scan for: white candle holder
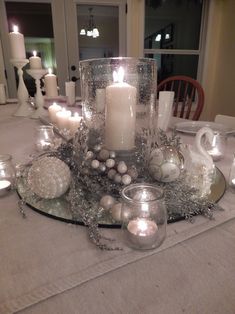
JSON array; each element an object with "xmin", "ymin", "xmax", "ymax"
[
  {"xmin": 10, "ymin": 58, "xmax": 33, "ymax": 117},
  {"xmin": 121, "ymin": 183, "xmax": 167, "ymax": 250},
  {"xmin": 27, "ymin": 69, "xmax": 48, "ymax": 119}
]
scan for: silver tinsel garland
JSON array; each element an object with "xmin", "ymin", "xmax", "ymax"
[{"xmin": 17, "ymin": 124, "xmax": 222, "ymax": 250}]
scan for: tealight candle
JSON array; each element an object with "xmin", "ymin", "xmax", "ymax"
[
  {"xmin": 29, "ymin": 50, "xmax": 42, "ymax": 69},
  {"xmin": 105, "ymin": 67, "xmax": 137, "ymax": 151},
  {"xmin": 68, "ymin": 112, "xmax": 81, "ymax": 135},
  {"xmin": 56, "ymin": 108, "xmax": 71, "ymax": 129},
  {"xmin": 48, "ymin": 102, "xmax": 62, "ymax": 123},
  {"xmin": 44, "ymin": 68, "xmax": 58, "ymax": 97},
  {"xmin": 121, "ymin": 183, "xmax": 167, "ymax": 250},
  {"xmin": 35, "ymin": 125, "xmax": 55, "ymax": 152},
  {"xmin": 127, "ymin": 218, "xmax": 158, "ymax": 248},
  {"xmin": 0, "ymin": 180, "xmax": 11, "ymax": 197},
  {"xmin": 9, "ymin": 25, "xmax": 26, "ymax": 59}
]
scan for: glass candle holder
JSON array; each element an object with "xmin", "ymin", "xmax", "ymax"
[
  {"xmin": 228, "ymin": 153, "xmax": 235, "ymax": 192},
  {"xmin": 79, "ymin": 58, "xmax": 157, "ymax": 156},
  {"xmin": 35, "ymin": 125, "xmax": 55, "ymax": 152},
  {"xmin": 121, "ymin": 183, "xmax": 167, "ymax": 250},
  {"xmin": 0, "ymin": 154, "xmax": 16, "ymax": 196},
  {"xmin": 204, "ymin": 131, "xmax": 227, "ymax": 161}
]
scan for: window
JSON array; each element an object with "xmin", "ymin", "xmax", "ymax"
[{"xmin": 144, "ymin": 0, "xmax": 207, "ymax": 83}]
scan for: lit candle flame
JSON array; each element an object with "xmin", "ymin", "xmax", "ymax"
[
  {"xmin": 137, "ymin": 220, "xmax": 148, "ymax": 233},
  {"xmin": 13, "ymin": 25, "xmax": 19, "ymax": 33},
  {"xmin": 33, "ymin": 50, "xmax": 37, "ymax": 57},
  {"xmin": 113, "ymin": 66, "xmax": 124, "ymax": 83},
  {"xmin": 48, "ymin": 68, "xmax": 53, "ymax": 75}
]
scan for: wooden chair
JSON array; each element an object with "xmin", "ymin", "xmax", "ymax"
[
  {"xmin": 214, "ymin": 114, "xmax": 235, "ymax": 128},
  {"xmin": 157, "ymin": 75, "xmax": 204, "ymax": 120}
]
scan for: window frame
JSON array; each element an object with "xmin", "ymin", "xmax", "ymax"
[{"xmin": 142, "ymin": 0, "xmax": 209, "ymax": 83}]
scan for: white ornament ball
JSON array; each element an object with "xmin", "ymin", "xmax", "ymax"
[
  {"xmin": 117, "ymin": 161, "xmax": 127, "ymax": 174},
  {"xmin": 108, "ymin": 169, "xmax": 116, "ymax": 179},
  {"xmin": 100, "ymin": 195, "xmax": 115, "ymax": 210},
  {"xmin": 160, "ymin": 162, "xmax": 181, "ymax": 182},
  {"xmin": 86, "ymin": 151, "xmax": 94, "ymax": 159},
  {"xmin": 121, "ymin": 174, "xmax": 132, "ymax": 185},
  {"xmin": 106, "ymin": 158, "xmax": 115, "ymax": 168},
  {"xmin": 127, "ymin": 166, "xmax": 138, "ymax": 180},
  {"xmin": 110, "ymin": 203, "xmax": 122, "ymax": 221},
  {"xmin": 99, "ymin": 163, "xmax": 106, "ymax": 172},
  {"xmin": 149, "ymin": 146, "xmax": 182, "ymax": 182},
  {"xmin": 91, "ymin": 159, "xmax": 100, "ymax": 169},
  {"xmin": 98, "ymin": 149, "xmax": 110, "ymax": 161},
  {"xmin": 28, "ymin": 156, "xmax": 71, "ymax": 199},
  {"xmin": 114, "ymin": 173, "xmax": 122, "ymax": 183},
  {"xmin": 109, "ymin": 151, "xmax": 116, "ymax": 158}
]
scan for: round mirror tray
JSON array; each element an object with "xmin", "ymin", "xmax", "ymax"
[{"xmin": 17, "ymin": 167, "xmax": 226, "ymax": 228}]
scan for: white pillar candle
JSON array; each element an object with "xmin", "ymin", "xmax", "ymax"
[
  {"xmin": 0, "ymin": 83, "xmax": 6, "ymax": 104},
  {"xmin": 65, "ymin": 81, "xmax": 76, "ymax": 106},
  {"xmin": 157, "ymin": 91, "xmax": 174, "ymax": 131},
  {"xmin": 48, "ymin": 102, "xmax": 62, "ymax": 123},
  {"xmin": 96, "ymin": 88, "xmax": 105, "ymax": 113},
  {"xmin": 9, "ymin": 25, "xmax": 26, "ymax": 59},
  {"xmin": 56, "ymin": 108, "xmax": 71, "ymax": 129},
  {"xmin": 68, "ymin": 112, "xmax": 81, "ymax": 135},
  {"xmin": 105, "ymin": 67, "xmax": 137, "ymax": 151},
  {"xmin": 44, "ymin": 68, "xmax": 58, "ymax": 97},
  {"xmin": 29, "ymin": 50, "xmax": 42, "ymax": 69}
]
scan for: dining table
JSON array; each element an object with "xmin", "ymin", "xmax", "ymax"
[{"xmin": 0, "ymin": 102, "xmax": 235, "ymax": 314}]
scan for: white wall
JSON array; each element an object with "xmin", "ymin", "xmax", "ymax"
[{"xmin": 197, "ymin": 0, "xmax": 235, "ymax": 120}]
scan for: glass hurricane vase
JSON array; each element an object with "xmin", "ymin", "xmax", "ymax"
[{"xmin": 79, "ymin": 57, "xmax": 157, "ymax": 160}]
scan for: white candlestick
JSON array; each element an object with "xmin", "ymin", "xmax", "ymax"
[
  {"xmin": 0, "ymin": 83, "xmax": 6, "ymax": 104},
  {"xmin": 56, "ymin": 108, "xmax": 71, "ymax": 129},
  {"xmin": 9, "ymin": 25, "xmax": 26, "ymax": 59},
  {"xmin": 127, "ymin": 218, "xmax": 158, "ymax": 248},
  {"xmin": 48, "ymin": 102, "xmax": 62, "ymax": 123},
  {"xmin": 44, "ymin": 68, "xmax": 58, "ymax": 97},
  {"xmin": 105, "ymin": 67, "xmax": 137, "ymax": 151},
  {"xmin": 65, "ymin": 81, "xmax": 76, "ymax": 106},
  {"xmin": 68, "ymin": 112, "xmax": 81, "ymax": 135},
  {"xmin": 29, "ymin": 50, "xmax": 42, "ymax": 69}
]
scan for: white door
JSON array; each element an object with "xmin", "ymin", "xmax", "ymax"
[{"xmin": 64, "ymin": 0, "xmax": 127, "ymax": 95}]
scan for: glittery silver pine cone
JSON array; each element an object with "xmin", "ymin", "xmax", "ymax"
[{"xmin": 27, "ymin": 156, "xmax": 71, "ymax": 199}]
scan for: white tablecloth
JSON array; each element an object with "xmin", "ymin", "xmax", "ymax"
[{"xmin": 0, "ymin": 104, "xmax": 235, "ymax": 314}]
